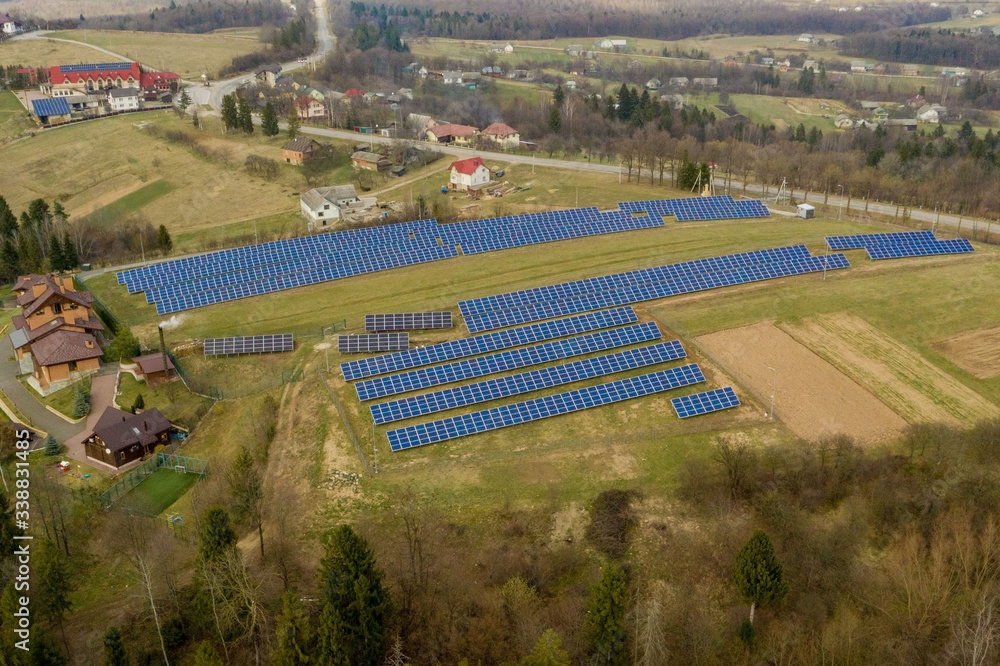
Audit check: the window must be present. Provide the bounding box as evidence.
[324,204,330,209]
[68,361,77,371]
[52,303,62,314]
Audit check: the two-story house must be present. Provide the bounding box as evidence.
[9,274,104,395]
[449,156,491,191]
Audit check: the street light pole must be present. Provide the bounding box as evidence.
[767,366,776,418]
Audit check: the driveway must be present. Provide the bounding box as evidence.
[63,373,118,469]
[0,336,83,444]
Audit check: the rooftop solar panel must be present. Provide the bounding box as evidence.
[386,365,706,451]
[338,334,409,353]
[365,313,453,331]
[671,387,740,418]
[370,339,688,425]
[204,334,294,356]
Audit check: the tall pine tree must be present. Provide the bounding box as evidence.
[220,93,239,132]
[273,591,312,666]
[261,100,280,136]
[0,195,18,239]
[237,95,254,134]
[316,525,393,666]
[102,627,129,666]
[48,234,65,272]
[287,107,301,140]
[732,529,788,625]
[585,564,629,666]
[61,232,78,270]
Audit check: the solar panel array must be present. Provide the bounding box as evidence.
[460,246,850,333]
[365,312,453,331]
[204,334,294,356]
[386,366,707,451]
[671,387,741,418]
[338,334,409,353]
[825,231,975,260]
[341,307,638,381]
[370,340,687,425]
[355,321,661,401]
[116,196,769,315]
[618,195,770,221]
[31,98,72,118]
[59,62,133,73]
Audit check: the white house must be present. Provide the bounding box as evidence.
[834,114,854,129]
[442,71,463,85]
[596,39,627,49]
[449,156,490,191]
[851,60,871,73]
[1,12,22,34]
[108,88,139,112]
[503,43,514,53]
[973,9,985,17]
[481,122,520,150]
[916,103,947,123]
[300,184,360,229]
[798,33,815,43]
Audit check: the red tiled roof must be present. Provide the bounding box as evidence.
[450,156,486,175]
[482,122,518,138]
[30,330,102,367]
[91,407,172,453]
[139,71,178,88]
[48,62,141,86]
[429,123,478,139]
[345,88,364,98]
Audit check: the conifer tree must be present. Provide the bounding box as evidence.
[102,627,129,666]
[261,100,280,136]
[732,529,788,625]
[48,234,65,272]
[61,232,79,270]
[220,93,239,132]
[287,106,301,140]
[584,565,629,666]
[273,591,312,666]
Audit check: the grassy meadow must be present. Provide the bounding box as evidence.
[0,36,110,68]
[0,91,34,144]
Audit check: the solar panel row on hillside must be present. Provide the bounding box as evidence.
[386,365,706,451]
[117,196,768,315]
[463,251,849,333]
[365,312,453,331]
[338,334,409,353]
[671,387,741,418]
[824,231,974,260]
[355,321,662,401]
[204,334,293,356]
[340,307,638,381]
[370,340,687,425]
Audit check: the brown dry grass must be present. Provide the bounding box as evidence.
[931,326,1000,379]
[696,321,907,443]
[783,313,999,426]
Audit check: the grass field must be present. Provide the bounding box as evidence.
[99,178,176,217]
[46,29,262,79]
[116,373,213,429]
[128,467,200,515]
[26,376,88,419]
[0,36,111,68]
[0,91,35,144]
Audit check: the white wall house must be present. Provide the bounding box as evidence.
[108,88,139,112]
[300,185,360,229]
[449,157,491,191]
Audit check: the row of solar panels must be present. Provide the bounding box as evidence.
[117,196,770,315]
[461,247,850,333]
[825,231,975,260]
[204,334,294,356]
[338,334,409,353]
[366,312,453,331]
[619,195,770,222]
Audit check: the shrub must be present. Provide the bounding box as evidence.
[585,489,638,559]
[72,385,90,418]
[42,435,61,456]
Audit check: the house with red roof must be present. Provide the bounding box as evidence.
[42,62,140,96]
[344,88,365,99]
[481,122,520,149]
[9,274,105,395]
[449,156,491,191]
[295,94,327,119]
[426,122,479,145]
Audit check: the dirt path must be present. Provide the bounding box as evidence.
[931,326,1000,379]
[695,322,907,443]
[783,314,998,426]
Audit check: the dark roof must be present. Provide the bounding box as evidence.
[11,315,103,347]
[92,407,172,453]
[108,88,138,98]
[30,330,102,367]
[20,280,93,317]
[282,137,321,153]
[351,151,388,162]
[132,353,175,375]
[31,98,71,118]
[256,63,282,74]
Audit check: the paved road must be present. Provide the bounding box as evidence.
[63,373,119,471]
[0,337,83,442]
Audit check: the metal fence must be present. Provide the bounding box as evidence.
[97,452,210,509]
[170,350,304,400]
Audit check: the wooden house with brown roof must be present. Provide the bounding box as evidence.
[84,406,173,468]
[282,137,323,165]
[9,274,104,396]
[130,353,177,386]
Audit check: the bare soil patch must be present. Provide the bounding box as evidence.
[696,322,907,443]
[932,326,1000,379]
[784,314,998,426]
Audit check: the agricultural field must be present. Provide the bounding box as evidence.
[727,93,854,132]
[0,35,111,68]
[0,90,34,144]
[46,29,262,79]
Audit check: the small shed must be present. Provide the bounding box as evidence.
[796,204,816,219]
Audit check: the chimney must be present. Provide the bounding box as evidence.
[158,324,171,384]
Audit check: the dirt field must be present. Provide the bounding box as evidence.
[783,314,999,426]
[695,322,907,443]
[932,326,1000,379]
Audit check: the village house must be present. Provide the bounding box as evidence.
[761,57,775,66]
[300,184,361,228]
[692,78,718,87]
[40,62,178,97]
[668,77,689,88]
[351,150,391,172]
[659,94,685,110]
[567,45,584,57]
[834,114,854,129]
[294,94,327,119]
[916,103,947,123]
[883,118,918,132]
[9,274,104,395]
[84,406,173,468]
[426,122,479,145]
[1,12,23,34]
[482,66,503,78]
[902,64,919,76]
[481,122,520,149]
[851,60,872,73]
[282,137,323,165]
[596,38,627,50]
[442,71,463,85]
[645,78,661,91]
[803,60,818,71]
[129,353,177,386]
[449,156,491,191]
[256,63,282,88]
[798,33,815,43]
[108,87,140,112]
[30,98,72,125]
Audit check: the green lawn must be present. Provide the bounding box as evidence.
[128,468,200,516]
[116,373,213,430]
[98,179,176,218]
[0,91,34,144]
[26,377,89,419]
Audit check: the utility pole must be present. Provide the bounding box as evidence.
[767,366,776,419]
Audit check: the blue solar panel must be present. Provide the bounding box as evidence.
[462,251,851,333]
[386,365,706,451]
[671,387,740,418]
[825,231,935,250]
[355,321,662,401]
[59,62,133,73]
[370,339,687,425]
[31,98,71,117]
[341,307,638,381]
[825,231,974,260]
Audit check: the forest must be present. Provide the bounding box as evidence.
[45,0,292,33]
[338,1,950,42]
[841,28,1000,69]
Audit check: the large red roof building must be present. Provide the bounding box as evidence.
[42,62,178,97]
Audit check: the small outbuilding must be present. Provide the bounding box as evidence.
[796,203,816,219]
